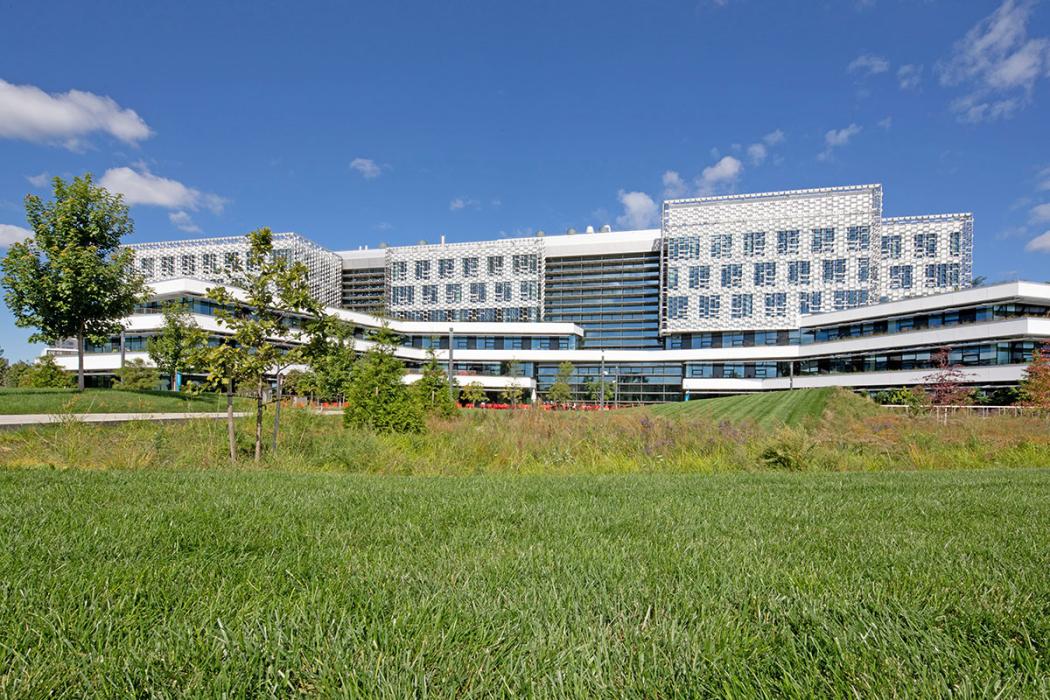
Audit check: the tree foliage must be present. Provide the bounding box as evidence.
[459,382,488,405]
[4,360,33,388]
[547,361,573,405]
[1020,344,1050,411]
[113,358,159,391]
[922,347,973,406]
[343,325,424,433]
[298,315,356,401]
[1,174,146,390]
[195,227,315,461]
[584,378,614,404]
[21,355,73,388]
[147,301,207,391]
[413,348,457,417]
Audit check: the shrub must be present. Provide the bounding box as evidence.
[113,359,160,391]
[21,355,73,388]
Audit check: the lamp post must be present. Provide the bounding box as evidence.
[447,326,456,403]
[599,351,606,409]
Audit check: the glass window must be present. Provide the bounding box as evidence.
[438,258,455,278]
[180,255,196,275]
[469,282,486,303]
[743,232,766,256]
[914,233,937,258]
[160,256,175,276]
[422,284,438,304]
[721,264,742,288]
[487,256,504,276]
[847,226,870,252]
[731,293,753,319]
[520,280,538,301]
[415,260,430,280]
[392,285,414,305]
[858,257,871,282]
[445,283,462,303]
[668,236,701,260]
[711,234,732,258]
[881,235,902,259]
[811,228,835,253]
[512,254,538,274]
[753,262,776,286]
[764,292,787,318]
[889,264,913,290]
[462,257,479,277]
[202,253,218,274]
[788,260,810,285]
[823,258,846,284]
[494,281,511,302]
[777,230,800,255]
[689,265,710,289]
[667,267,679,289]
[391,260,407,281]
[668,296,689,319]
[698,295,720,319]
[140,257,154,275]
[950,231,962,256]
[799,291,822,314]
[224,252,241,271]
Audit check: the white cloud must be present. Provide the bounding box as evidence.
[819,123,863,160]
[697,155,743,195]
[848,54,890,76]
[938,0,1050,122]
[897,64,923,90]
[1025,230,1050,252]
[615,190,659,229]
[0,223,33,247]
[26,172,49,187]
[878,116,893,129]
[1030,202,1050,222]
[762,129,785,146]
[0,78,151,149]
[99,165,226,214]
[168,211,202,234]
[449,197,479,211]
[662,170,688,198]
[1036,166,1050,191]
[349,157,381,179]
[747,143,767,165]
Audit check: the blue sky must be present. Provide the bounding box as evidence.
[1,0,1049,360]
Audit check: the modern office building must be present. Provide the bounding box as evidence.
[52,183,1050,402]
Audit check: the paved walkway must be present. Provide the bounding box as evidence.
[0,412,250,428]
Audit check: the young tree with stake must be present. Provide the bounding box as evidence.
[147,301,207,391]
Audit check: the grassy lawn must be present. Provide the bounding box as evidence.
[647,387,838,426]
[0,388,251,414]
[0,466,1047,696]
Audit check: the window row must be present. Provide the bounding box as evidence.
[390,281,540,306]
[391,254,539,281]
[665,259,872,289]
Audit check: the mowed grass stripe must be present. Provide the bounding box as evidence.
[0,466,1047,696]
[648,387,835,426]
[0,388,252,415]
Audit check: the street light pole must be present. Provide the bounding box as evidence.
[447,326,456,403]
[599,351,606,410]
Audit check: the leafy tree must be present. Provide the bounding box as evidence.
[923,346,973,406]
[499,381,524,408]
[344,325,424,433]
[1020,344,1050,412]
[413,348,457,417]
[299,315,356,401]
[547,361,573,406]
[147,301,207,391]
[4,360,33,388]
[113,358,159,390]
[22,355,73,388]
[460,382,488,406]
[1,174,146,390]
[584,378,614,404]
[0,349,8,387]
[198,227,315,462]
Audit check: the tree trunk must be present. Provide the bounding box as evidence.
[226,379,236,464]
[76,326,85,391]
[170,371,177,392]
[254,378,264,462]
[272,372,283,454]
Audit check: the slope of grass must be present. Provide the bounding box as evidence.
[648,387,839,426]
[0,388,251,415]
[0,466,1046,696]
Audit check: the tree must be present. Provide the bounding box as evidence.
[923,346,973,406]
[584,378,614,404]
[0,349,8,387]
[4,360,33,388]
[413,348,457,417]
[499,381,524,408]
[198,227,314,462]
[460,382,487,406]
[344,325,424,433]
[147,301,207,391]
[547,361,573,406]
[1020,344,1050,412]
[2,174,146,391]
[22,355,73,388]
[299,315,357,402]
[113,358,159,390]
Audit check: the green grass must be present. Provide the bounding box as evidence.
[648,387,840,426]
[0,388,251,415]
[0,466,1047,696]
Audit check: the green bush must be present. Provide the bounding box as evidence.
[21,355,73,388]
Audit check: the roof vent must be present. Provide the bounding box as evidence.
[585,225,595,234]
[536,231,545,237]
[417,239,427,245]
[600,224,612,233]
[566,227,577,235]
[378,242,389,249]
